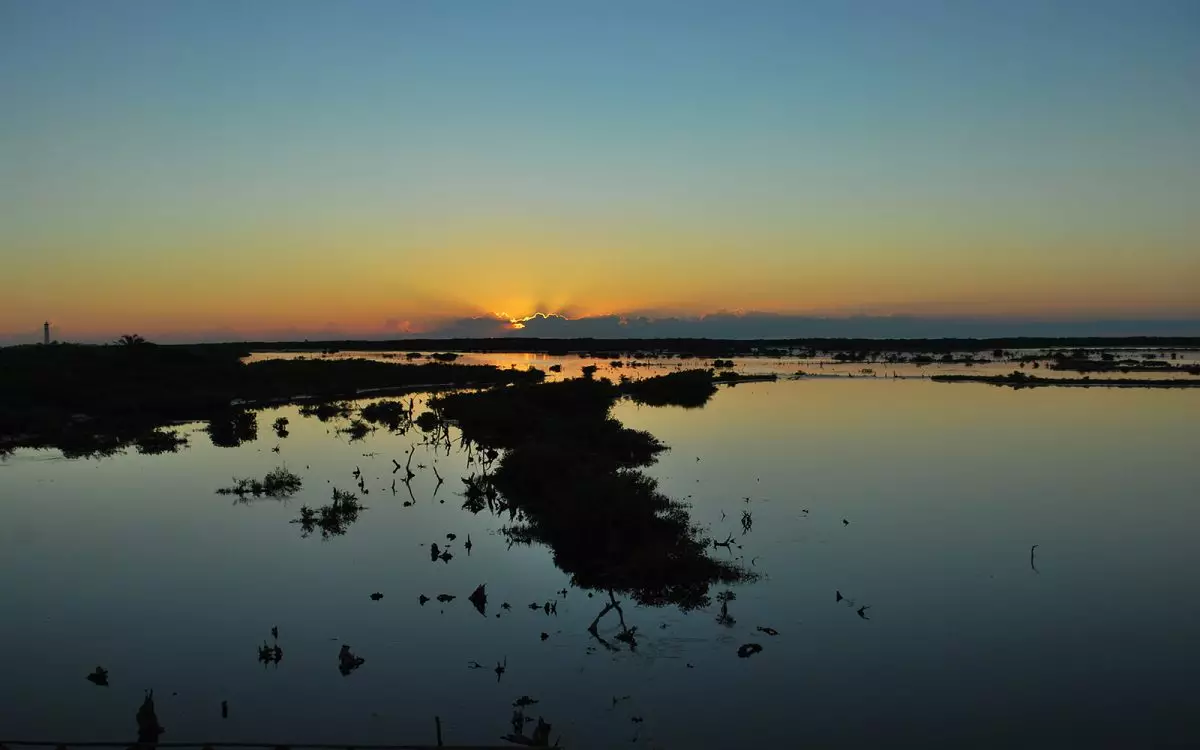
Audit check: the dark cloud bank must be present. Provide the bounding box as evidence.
[7,313,1199,346]
[427,313,1200,340]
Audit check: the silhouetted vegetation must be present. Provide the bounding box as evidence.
[0,343,543,454]
[415,411,442,432]
[190,335,1200,358]
[622,369,718,408]
[136,690,165,743]
[217,466,303,498]
[115,333,148,347]
[432,377,750,610]
[714,370,778,384]
[1047,357,1199,375]
[933,372,1200,389]
[293,488,364,539]
[207,409,258,447]
[360,399,414,431]
[338,419,373,442]
[133,428,188,455]
[299,400,354,421]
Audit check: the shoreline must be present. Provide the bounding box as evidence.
[931,374,1200,388]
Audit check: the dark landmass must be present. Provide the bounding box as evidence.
[177,335,1200,357]
[4,335,1195,456]
[621,369,717,407]
[0,342,543,454]
[432,372,752,610]
[933,372,1200,388]
[1046,357,1200,375]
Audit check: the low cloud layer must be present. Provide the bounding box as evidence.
[5,313,1198,346]
[414,312,1200,341]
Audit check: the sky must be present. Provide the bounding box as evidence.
[1,0,1198,342]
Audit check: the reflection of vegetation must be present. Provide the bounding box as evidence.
[430,352,459,362]
[272,417,289,437]
[715,590,737,627]
[338,419,372,441]
[415,411,441,432]
[217,466,303,498]
[133,429,188,455]
[207,409,258,447]
[433,376,749,610]
[299,401,353,422]
[293,488,364,539]
[361,399,413,431]
[56,433,129,460]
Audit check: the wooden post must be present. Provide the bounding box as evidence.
[434,716,443,747]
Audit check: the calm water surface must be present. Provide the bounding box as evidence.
[2,376,1197,748]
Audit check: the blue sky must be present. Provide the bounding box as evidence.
[1,0,1198,340]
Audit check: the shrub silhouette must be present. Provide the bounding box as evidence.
[433,376,748,610]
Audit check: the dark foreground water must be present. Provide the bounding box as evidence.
[2,377,1197,748]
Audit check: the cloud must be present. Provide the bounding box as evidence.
[6,312,1199,345]
[422,312,1200,339]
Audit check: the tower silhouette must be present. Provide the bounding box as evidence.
[43,321,50,345]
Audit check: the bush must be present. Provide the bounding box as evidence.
[621,370,717,408]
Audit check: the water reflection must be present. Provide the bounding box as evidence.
[293,488,364,539]
[206,409,257,448]
[1,374,1198,748]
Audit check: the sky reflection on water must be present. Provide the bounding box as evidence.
[1,376,1197,748]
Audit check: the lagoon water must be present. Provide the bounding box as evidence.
[2,372,1198,748]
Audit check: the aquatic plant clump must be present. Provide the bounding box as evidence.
[217,466,303,498]
[293,488,364,539]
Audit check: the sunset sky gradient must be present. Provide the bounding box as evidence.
[2,0,1198,341]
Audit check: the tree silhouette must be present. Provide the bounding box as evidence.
[115,334,148,346]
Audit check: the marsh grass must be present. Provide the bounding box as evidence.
[293,488,364,539]
[217,465,303,498]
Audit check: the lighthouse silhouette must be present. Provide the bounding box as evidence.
[43,321,50,345]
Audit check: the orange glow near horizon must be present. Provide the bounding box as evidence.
[4,2,1200,341]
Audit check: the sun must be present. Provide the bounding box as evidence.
[491,311,528,330]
